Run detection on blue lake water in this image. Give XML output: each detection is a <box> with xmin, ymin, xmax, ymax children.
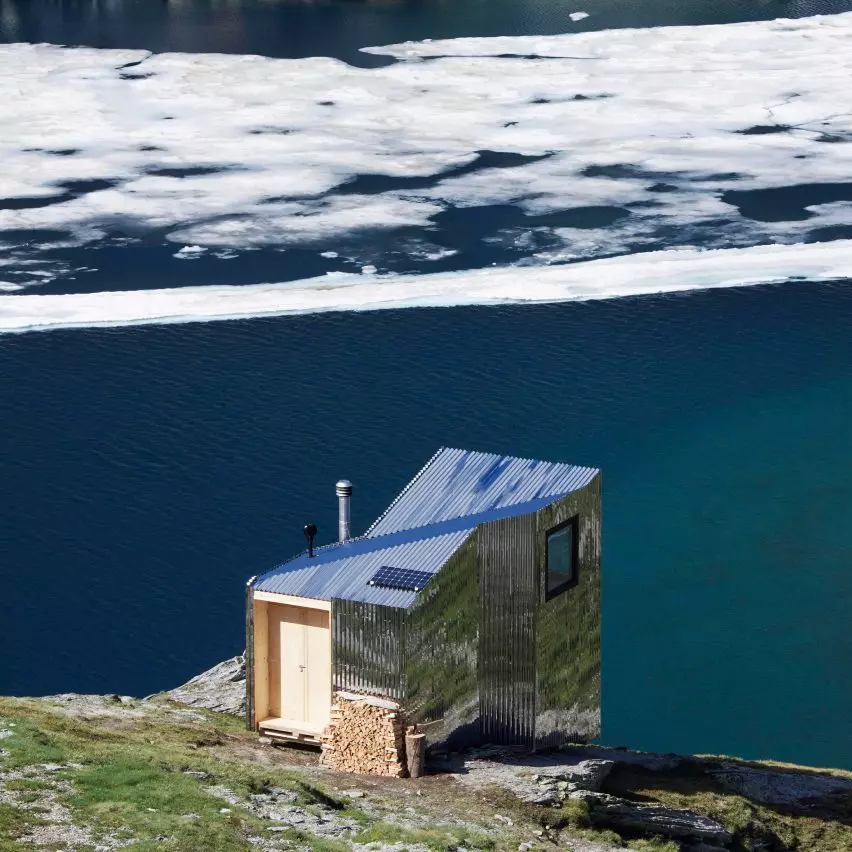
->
<box><xmin>5</xmin><ymin>0</ymin><xmax>852</xmax><ymax>66</ymax></box>
<box><xmin>1</xmin><ymin>0</ymin><xmax>852</xmax><ymax>770</ymax></box>
<box><xmin>3</xmin><ymin>280</ymin><xmax>851</xmax><ymax>768</ymax></box>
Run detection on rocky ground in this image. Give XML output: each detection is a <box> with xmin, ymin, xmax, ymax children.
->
<box><xmin>0</xmin><ymin>659</ymin><xmax>850</xmax><ymax>851</ymax></box>
<box><xmin>165</xmin><ymin>656</ymin><xmax>246</xmax><ymax>718</ymax></box>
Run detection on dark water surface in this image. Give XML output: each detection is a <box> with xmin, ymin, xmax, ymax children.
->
<box><xmin>3</xmin><ymin>0</ymin><xmax>852</xmax><ymax>66</ymax></box>
<box><xmin>1</xmin><ymin>0</ymin><xmax>852</xmax><ymax>770</ymax></box>
<box><xmin>2</xmin><ymin>281</ymin><xmax>852</xmax><ymax>769</ymax></box>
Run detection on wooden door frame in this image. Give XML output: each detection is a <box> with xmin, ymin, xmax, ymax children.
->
<box><xmin>251</xmin><ymin>592</ymin><xmax>332</xmax><ymax>730</ymax></box>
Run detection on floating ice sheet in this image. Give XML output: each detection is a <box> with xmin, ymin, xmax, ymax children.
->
<box><xmin>0</xmin><ymin>12</ymin><xmax>851</xmax><ymax>289</ymax></box>
<box><xmin>1</xmin><ymin>240</ymin><xmax>850</xmax><ymax>334</ymax></box>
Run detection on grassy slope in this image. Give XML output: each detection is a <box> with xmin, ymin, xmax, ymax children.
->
<box><xmin>0</xmin><ymin>696</ymin><xmax>502</xmax><ymax>852</ymax></box>
<box><xmin>603</xmin><ymin>759</ymin><xmax>852</xmax><ymax>852</ymax></box>
<box><xmin>1</xmin><ymin>696</ymin><xmax>850</xmax><ymax>852</ymax></box>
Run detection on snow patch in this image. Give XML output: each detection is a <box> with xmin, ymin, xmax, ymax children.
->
<box><xmin>1</xmin><ymin>240</ymin><xmax>850</xmax><ymax>335</ymax></box>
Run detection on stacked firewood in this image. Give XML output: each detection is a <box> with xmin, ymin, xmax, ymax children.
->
<box><xmin>320</xmin><ymin>691</ymin><xmax>408</xmax><ymax>777</ymax></box>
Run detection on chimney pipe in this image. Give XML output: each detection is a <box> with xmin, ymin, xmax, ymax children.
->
<box><xmin>336</xmin><ymin>479</ymin><xmax>353</xmax><ymax>542</ymax></box>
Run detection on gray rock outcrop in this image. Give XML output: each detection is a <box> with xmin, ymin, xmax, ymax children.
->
<box><xmin>708</xmin><ymin>760</ymin><xmax>852</xmax><ymax>807</ymax></box>
<box><xmin>452</xmin><ymin>745</ymin><xmax>733</xmax><ymax>846</ymax></box>
<box><xmin>166</xmin><ymin>654</ymin><xmax>246</xmax><ymax>715</ymax></box>
<box><xmin>451</xmin><ymin>749</ymin><xmax>615</xmax><ymax>805</ymax></box>
<box><xmin>569</xmin><ymin>789</ymin><xmax>732</xmax><ymax>843</ymax></box>
<box><xmin>529</xmin><ymin>758</ymin><xmax>614</xmax><ymax>804</ymax></box>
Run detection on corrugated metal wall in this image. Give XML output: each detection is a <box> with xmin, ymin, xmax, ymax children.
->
<box><xmin>535</xmin><ymin>475</ymin><xmax>602</xmax><ymax>748</ymax></box>
<box><xmin>326</xmin><ymin>474</ymin><xmax>601</xmax><ymax>752</ymax></box>
<box><xmin>478</xmin><ymin>513</ymin><xmax>538</xmax><ymax>748</ymax></box>
<box><xmin>245</xmin><ymin>585</ymin><xmax>255</xmax><ymax>731</ymax></box>
<box><xmin>331</xmin><ymin>599</ymin><xmax>406</xmax><ymax>700</ymax></box>
<box><xmin>404</xmin><ymin>535</ymin><xmax>481</xmax><ymax>749</ymax></box>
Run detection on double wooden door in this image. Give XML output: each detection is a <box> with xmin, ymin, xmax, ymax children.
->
<box><xmin>267</xmin><ymin>604</ymin><xmax>331</xmax><ymax>728</ymax></box>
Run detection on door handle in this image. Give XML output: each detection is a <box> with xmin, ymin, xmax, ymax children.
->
<box><xmin>298</xmin><ymin>664</ymin><xmax>306</xmax><ymax>672</ymax></box>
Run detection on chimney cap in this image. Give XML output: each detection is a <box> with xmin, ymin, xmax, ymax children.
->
<box><xmin>336</xmin><ymin>479</ymin><xmax>353</xmax><ymax>495</ymax></box>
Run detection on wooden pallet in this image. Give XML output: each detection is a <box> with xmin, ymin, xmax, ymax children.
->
<box><xmin>259</xmin><ymin>718</ymin><xmax>323</xmax><ymax>746</ymax></box>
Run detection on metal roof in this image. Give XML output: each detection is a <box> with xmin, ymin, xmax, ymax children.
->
<box><xmin>255</xmin><ymin>526</ymin><xmax>474</xmax><ymax>608</ymax></box>
<box><xmin>367</xmin><ymin>447</ymin><xmax>598</xmax><ymax>537</ymax></box>
<box><xmin>252</xmin><ymin>448</ymin><xmax>599</xmax><ymax>608</ymax></box>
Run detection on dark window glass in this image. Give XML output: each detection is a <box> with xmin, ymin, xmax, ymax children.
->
<box><xmin>546</xmin><ymin>519</ymin><xmax>577</xmax><ymax>599</ymax></box>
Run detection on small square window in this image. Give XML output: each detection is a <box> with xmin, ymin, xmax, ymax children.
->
<box><xmin>545</xmin><ymin>517</ymin><xmax>578</xmax><ymax>600</ymax></box>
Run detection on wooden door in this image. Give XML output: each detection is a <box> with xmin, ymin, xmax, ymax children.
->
<box><xmin>266</xmin><ymin>604</ymin><xmax>283</xmax><ymax>718</ymax></box>
<box><xmin>304</xmin><ymin>608</ymin><xmax>331</xmax><ymax>727</ymax></box>
<box><xmin>266</xmin><ymin>603</ymin><xmax>330</xmax><ymax>727</ymax></box>
<box><xmin>279</xmin><ymin>608</ymin><xmax>307</xmax><ymax>721</ymax></box>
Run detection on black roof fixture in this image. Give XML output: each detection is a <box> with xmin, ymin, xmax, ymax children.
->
<box><xmin>303</xmin><ymin>523</ymin><xmax>318</xmax><ymax>558</ymax></box>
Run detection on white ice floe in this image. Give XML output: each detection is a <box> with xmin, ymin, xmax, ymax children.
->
<box><xmin>417</xmin><ymin>247</ymin><xmax>459</xmax><ymax>261</ymax></box>
<box><xmin>800</xmin><ymin>201</ymin><xmax>852</xmax><ymax>227</ymax></box>
<box><xmin>0</xmin><ymin>12</ymin><xmax>851</xmax><ymax>279</ymax></box>
<box><xmin>1</xmin><ymin>240</ymin><xmax>850</xmax><ymax>334</ymax></box>
<box><xmin>173</xmin><ymin>244</ymin><xmax>207</xmax><ymax>259</ymax></box>
<box><xmin>569</xmin><ymin>12</ymin><xmax>590</xmax><ymax>22</ymax></box>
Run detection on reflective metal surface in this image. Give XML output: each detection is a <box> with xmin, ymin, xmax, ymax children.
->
<box><xmin>404</xmin><ymin>535</ymin><xmax>481</xmax><ymax>749</ymax></box>
<box><xmin>254</xmin><ymin>448</ymin><xmax>598</xmax><ymax>613</ymax></box>
<box><xmin>245</xmin><ymin>583</ymin><xmax>256</xmax><ymax>730</ymax></box>
<box><xmin>535</xmin><ymin>475</ymin><xmax>602</xmax><ymax>747</ymax></box>
<box><xmin>368</xmin><ymin>447</ymin><xmax>598</xmax><ymax>537</ymax></box>
<box><xmin>254</xmin><ymin>527</ymin><xmax>474</xmax><ymax>607</ymax></box>
<box><xmin>325</xmin><ymin>474</ymin><xmax>601</xmax><ymax>750</ymax></box>
<box><xmin>336</xmin><ymin>479</ymin><xmax>353</xmax><ymax>543</ymax></box>
<box><xmin>331</xmin><ymin>598</ymin><xmax>406</xmax><ymax>700</ymax></box>
<box><xmin>478</xmin><ymin>513</ymin><xmax>538</xmax><ymax>747</ymax></box>
<box><xmin>253</xmin><ymin>498</ymin><xmax>564</xmax><ymax>605</ymax></box>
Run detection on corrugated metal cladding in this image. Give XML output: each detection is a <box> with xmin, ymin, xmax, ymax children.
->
<box><xmin>252</xmin><ymin>447</ymin><xmax>597</xmax><ymax>606</ymax></box>
<box><xmin>253</xmin><ymin>494</ymin><xmax>562</xmax><ymax>606</ymax></box>
<box><xmin>404</xmin><ymin>535</ymin><xmax>481</xmax><ymax>749</ymax></box>
<box><xmin>245</xmin><ymin>583</ymin><xmax>256</xmax><ymax>731</ymax></box>
<box><xmin>255</xmin><ymin>528</ymin><xmax>473</xmax><ymax>608</ymax></box>
<box><xmin>368</xmin><ymin>447</ymin><xmax>598</xmax><ymax>537</ymax></box>
<box><xmin>535</xmin><ymin>479</ymin><xmax>602</xmax><ymax>748</ymax></box>
<box><xmin>478</xmin><ymin>513</ymin><xmax>538</xmax><ymax>749</ymax></box>
<box><xmin>332</xmin><ymin>599</ymin><xmax>405</xmax><ymax>700</ymax></box>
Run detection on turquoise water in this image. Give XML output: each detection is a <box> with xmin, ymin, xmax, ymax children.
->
<box><xmin>610</xmin><ymin>362</ymin><xmax>852</xmax><ymax>762</ymax></box>
<box><xmin>2</xmin><ymin>280</ymin><xmax>851</xmax><ymax>768</ymax></box>
<box><xmin>1</xmin><ymin>0</ymin><xmax>851</xmax><ymax>769</ymax></box>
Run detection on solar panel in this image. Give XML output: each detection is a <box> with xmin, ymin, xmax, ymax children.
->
<box><xmin>368</xmin><ymin>566</ymin><xmax>433</xmax><ymax>592</ymax></box>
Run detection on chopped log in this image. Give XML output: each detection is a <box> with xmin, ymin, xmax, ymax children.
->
<box><xmin>405</xmin><ymin>732</ymin><xmax>426</xmax><ymax>779</ymax></box>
